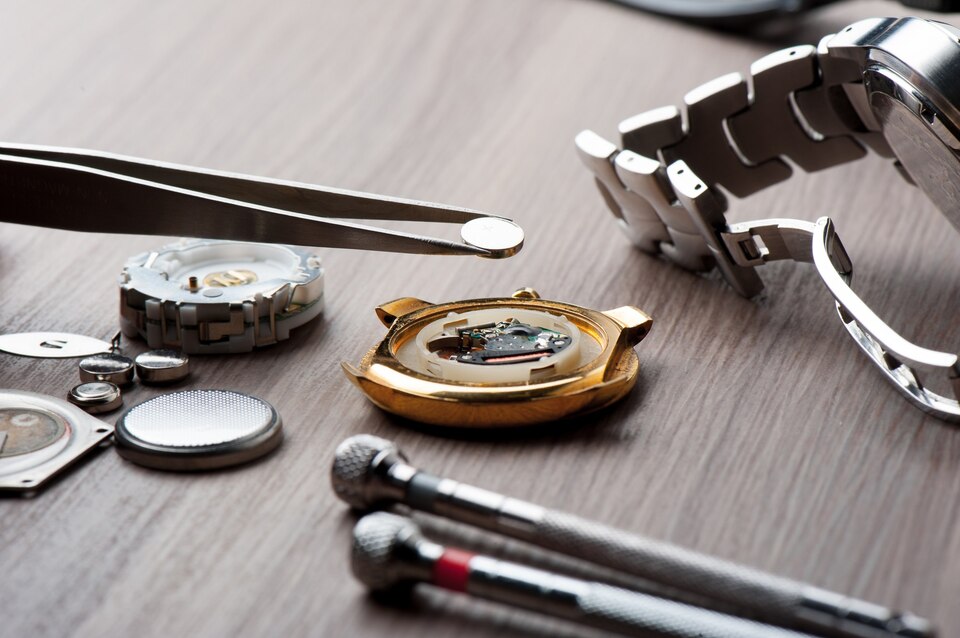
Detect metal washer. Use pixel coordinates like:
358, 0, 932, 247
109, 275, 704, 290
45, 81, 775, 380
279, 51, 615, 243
114, 389, 282, 471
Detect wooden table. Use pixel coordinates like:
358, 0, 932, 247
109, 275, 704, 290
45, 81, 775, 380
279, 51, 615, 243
3, 1, 959, 636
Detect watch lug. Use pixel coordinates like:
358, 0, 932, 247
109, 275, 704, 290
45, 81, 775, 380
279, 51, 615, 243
341, 361, 364, 384
375, 298, 433, 327
823, 17, 898, 65
601, 306, 652, 347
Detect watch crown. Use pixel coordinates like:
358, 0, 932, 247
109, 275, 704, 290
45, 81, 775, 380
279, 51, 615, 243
511, 288, 540, 300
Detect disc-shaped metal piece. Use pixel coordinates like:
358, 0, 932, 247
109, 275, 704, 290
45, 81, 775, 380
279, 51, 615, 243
79, 353, 135, 386
68, 382, 123, 414
135, 350, 190, 384
0, 333, 112, 359
0, 389, 114, 491
460, 217, 524, 258
866, 65, 960, 233
120, 239, 324, 354
114, 390, 282, 471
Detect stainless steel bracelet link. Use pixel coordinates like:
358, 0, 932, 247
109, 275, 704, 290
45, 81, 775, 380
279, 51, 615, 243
575, 24, 902, 280
724, 215, 960, 419
576, 20, 960, 421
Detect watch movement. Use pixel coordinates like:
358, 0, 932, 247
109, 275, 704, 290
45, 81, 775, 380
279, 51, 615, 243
119, 238, 324, 354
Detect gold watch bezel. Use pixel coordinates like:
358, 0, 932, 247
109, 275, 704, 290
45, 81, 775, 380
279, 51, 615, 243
341, 289, 652, 428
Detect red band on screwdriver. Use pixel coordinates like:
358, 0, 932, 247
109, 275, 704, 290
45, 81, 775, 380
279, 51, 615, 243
433, 548, 474, 592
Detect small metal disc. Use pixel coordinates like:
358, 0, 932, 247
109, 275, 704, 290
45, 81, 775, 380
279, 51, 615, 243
461, 217, 524, 258
0, 332, 112, 359
67, 382, 123, 414
79, 353, 135, 386
135, 350, 190, 384
114, 390, 282, 471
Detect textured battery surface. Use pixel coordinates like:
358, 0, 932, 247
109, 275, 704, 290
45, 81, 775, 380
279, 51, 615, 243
119, 390, 275, 447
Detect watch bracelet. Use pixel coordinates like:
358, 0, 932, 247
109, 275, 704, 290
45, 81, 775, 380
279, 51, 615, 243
576, 23, 907, 282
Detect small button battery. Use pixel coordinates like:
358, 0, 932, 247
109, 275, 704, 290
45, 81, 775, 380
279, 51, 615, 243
78, 353, 135, 386
68, 382, 123, 414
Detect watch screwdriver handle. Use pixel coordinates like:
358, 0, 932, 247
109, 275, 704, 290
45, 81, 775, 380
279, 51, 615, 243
353, 512, 817, 638
571, 582, 814, 638
332, 435, 936, 638
536, 511, 933, 637
538, 509, 801, 609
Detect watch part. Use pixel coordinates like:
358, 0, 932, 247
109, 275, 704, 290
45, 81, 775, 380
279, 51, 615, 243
114, 389, 283, 471
68, 382, 123, 414
343, 289, 652, 427
411, 309, 585, 383
0, 408, 65, 458
79, 353, 135, 386
120, 239, 324, 354
135, 350, 190, 385
459, 217, 524, 258
864, 65, 960, 233
0, 332, 112, 359
0, 389, 114, 491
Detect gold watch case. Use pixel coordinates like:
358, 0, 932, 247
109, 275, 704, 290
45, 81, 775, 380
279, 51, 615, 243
341, 289, 652, 427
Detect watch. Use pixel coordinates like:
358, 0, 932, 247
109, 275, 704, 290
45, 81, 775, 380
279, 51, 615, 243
119, 239, 324, 354
342, 288, 652, 427
576, 17, 960, 421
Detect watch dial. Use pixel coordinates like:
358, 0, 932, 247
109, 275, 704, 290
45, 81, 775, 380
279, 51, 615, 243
0, 408, 68, 458
874, 91, 960, 233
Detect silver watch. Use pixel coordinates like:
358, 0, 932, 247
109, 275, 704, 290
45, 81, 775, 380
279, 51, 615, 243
576, 17, 960, 421
120, 239, 324, 354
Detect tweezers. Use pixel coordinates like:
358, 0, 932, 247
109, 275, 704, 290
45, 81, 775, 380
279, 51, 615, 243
0, 143, 524, 258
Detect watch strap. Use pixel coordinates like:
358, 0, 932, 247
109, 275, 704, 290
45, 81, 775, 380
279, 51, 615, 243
576, 18, 960, 422
575, 21, 903, 286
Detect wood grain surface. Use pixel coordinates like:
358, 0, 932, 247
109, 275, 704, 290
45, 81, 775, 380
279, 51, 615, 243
2, 1, 960, 636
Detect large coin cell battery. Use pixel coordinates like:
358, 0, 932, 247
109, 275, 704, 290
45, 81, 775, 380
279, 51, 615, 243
120, 239, 324, 354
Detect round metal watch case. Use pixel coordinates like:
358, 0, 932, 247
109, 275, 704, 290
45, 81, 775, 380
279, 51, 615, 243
342, 290, 653, 428
119, 239, 324, 354
831, 18, 960, 233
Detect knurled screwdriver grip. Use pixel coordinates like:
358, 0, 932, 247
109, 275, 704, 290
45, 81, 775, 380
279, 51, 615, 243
333, 434, 935, 638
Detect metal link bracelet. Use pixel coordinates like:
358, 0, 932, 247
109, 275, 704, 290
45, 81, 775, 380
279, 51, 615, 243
576, 19, 960, 421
